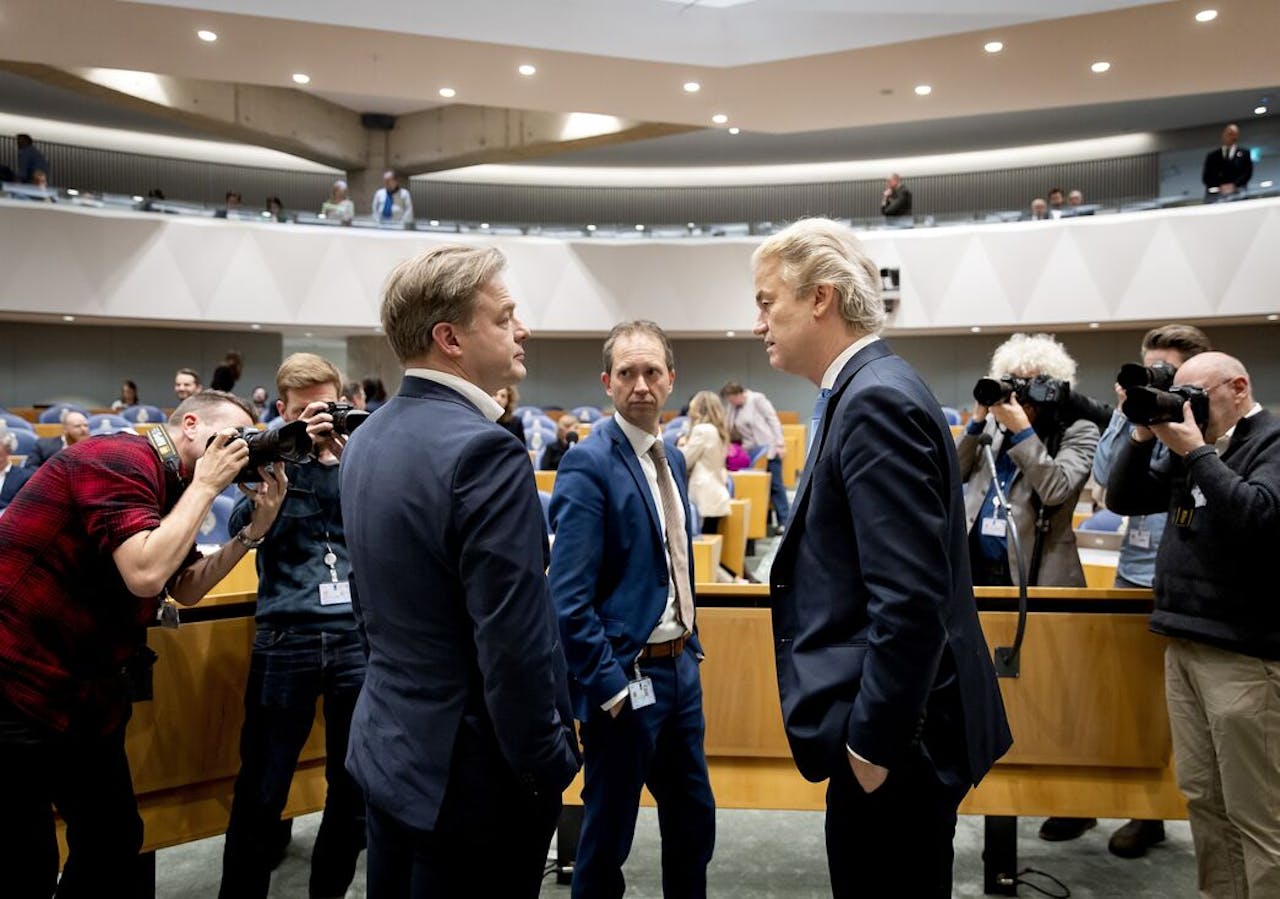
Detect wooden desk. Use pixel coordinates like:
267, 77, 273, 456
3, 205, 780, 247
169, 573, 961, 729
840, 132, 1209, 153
781, 424, 805, 488
729, 471, 770, 540
715, 499, 750, 576
691, 534, 723, 584
534, 470, 557, 493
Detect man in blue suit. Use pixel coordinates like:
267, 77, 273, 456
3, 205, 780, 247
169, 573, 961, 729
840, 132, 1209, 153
0, 429, 33, 512
340, 245, 580, 898
549, 320, 716, 898
752, 219, 1012, 897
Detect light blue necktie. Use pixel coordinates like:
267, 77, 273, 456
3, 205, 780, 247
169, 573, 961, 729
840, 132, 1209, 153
808, 388, 833, 455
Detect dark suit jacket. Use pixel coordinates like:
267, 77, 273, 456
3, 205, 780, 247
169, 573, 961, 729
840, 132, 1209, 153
0, 465, 33, 510
881, 186, 912, 218
1202, 146, 1252, 191
339, 376, 579, 832
770, 340, 1012, 787
548, 417, 703, 723
22, 437, 64, 469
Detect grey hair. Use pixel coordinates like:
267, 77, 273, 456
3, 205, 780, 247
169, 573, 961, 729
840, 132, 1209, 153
751, 217, 885, 334
989, 333, 1078, 383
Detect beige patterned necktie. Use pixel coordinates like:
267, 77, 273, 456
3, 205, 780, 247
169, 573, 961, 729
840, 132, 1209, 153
647, 440, 695, 632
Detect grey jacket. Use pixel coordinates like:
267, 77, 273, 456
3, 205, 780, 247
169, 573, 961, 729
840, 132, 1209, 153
957, 417, 1100, 587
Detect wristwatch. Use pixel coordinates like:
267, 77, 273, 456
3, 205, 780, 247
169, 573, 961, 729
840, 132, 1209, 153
234, 527, 266, 549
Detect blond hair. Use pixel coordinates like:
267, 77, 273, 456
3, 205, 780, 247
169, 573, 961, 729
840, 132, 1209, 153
688, 390, 729, 445
989, 333, 1077, 383
381, 245, 506, 363
276, 352, 343, 404
752, 218, 885, 334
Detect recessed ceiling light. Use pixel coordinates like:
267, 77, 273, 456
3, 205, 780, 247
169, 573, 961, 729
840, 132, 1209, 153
1266, 313, 1279, 321
1255, 105, 1268, 115
1088, 322, 1100, 329
62, 315, 76, 322
197, 29, 218, 42
683, 81, 701, 93
1090, 61, 1111, 74
1194, 9, 1218, 23
429, 219, 440, 226
635, 224, 645, 231
586, 224, 597, 232
726, 330, 736, 337
250, 323, 262, 330
711, 113, 728, 124
984, 41, 1003, 53
439, 87, 456, 98
292, 73, 311, 85
969, 325, 982, 333
914, 84, 932, 96
518, 64, 537, 76
728, 127, 740, 135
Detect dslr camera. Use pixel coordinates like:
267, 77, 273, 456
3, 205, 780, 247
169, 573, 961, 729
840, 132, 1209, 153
973, 374, 1068, 407
209, 421, 313, 482
1121, 384, 1210, 429
1117, 360, 1177, 392
324, 402, 370, 437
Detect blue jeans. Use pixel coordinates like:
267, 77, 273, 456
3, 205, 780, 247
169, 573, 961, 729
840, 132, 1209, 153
766, 456, 791, 527
220, 627, 367, 899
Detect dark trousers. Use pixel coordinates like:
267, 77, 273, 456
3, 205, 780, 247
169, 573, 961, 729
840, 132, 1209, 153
765, 455, 791, 526
825, 748, 968, 899
364, 725, 562, 898
574, 650, 716, 899
0, 705, 143, 898
219, 628, 367, 899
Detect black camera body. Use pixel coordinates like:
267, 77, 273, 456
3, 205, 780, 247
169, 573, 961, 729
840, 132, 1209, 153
325, 402, 370, 436
1117, 360, 1177, 392
973, 374, 1068, 407
1121, 384, 1210, 429
209, 421, 313, 482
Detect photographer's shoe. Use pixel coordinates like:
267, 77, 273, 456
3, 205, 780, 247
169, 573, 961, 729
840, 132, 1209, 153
1038, 817, 1097, 842
1108, 819, 1165, 858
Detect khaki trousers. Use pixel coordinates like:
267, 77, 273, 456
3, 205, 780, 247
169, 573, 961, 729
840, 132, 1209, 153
1165, 638, 1280, 899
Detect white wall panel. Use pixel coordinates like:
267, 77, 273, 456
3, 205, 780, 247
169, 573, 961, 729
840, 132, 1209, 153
2, 198, 1277, 335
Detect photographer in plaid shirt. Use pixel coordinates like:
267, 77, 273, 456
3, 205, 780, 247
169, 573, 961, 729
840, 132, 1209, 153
0, 390, 288, 898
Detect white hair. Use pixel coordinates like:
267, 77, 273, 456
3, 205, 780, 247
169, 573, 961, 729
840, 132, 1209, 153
752, 217, 886, 334
989, 332, 1077, 383
0, 429, 15, 452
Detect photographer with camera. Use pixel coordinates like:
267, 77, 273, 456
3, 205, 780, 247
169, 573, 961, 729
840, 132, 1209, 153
0, 389, 287, 897
219, 353, 368, 899
958, 334, 1100, 844
1107, 351, 1280, 896
1090, 323, 1210, 859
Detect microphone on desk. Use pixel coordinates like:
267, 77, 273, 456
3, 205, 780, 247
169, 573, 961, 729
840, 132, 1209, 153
978, 432, 1028, 677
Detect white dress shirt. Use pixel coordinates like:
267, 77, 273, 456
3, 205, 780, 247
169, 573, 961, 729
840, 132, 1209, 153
403, 368, 504, 421
820, 334, 881, 391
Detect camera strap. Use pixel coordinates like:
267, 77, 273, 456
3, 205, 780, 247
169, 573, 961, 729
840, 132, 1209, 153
146, 425, 182, 477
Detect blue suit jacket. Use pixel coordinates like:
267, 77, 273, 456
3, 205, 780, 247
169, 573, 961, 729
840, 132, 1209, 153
340, 376, 580, 831
771, 340, 1012, 787
0, 465, 33, 510
548, 417, 703, 723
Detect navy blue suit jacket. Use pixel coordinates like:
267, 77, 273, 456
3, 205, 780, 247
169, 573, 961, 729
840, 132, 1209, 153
548, 417, 703, 723
22, 437, 63, 469
0, 465, 33, 510
340, 376, 580, 832
771, 340, 1012, 787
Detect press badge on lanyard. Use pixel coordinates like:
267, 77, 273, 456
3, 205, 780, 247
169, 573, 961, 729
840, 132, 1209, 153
318, 534, 352, 606
628, 661, 656, 709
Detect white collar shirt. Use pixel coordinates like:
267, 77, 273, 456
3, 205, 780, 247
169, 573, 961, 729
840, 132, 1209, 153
403, 368, 504, 421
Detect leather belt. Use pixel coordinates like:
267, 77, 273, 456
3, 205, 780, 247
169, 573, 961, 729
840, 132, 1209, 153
636, 634, 687, 662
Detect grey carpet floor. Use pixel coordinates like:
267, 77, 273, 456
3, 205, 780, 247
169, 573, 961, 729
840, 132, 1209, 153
155, 809, 1197, 897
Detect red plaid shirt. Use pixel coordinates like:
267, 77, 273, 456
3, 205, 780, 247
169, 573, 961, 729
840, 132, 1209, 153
0, 434, 186, 735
